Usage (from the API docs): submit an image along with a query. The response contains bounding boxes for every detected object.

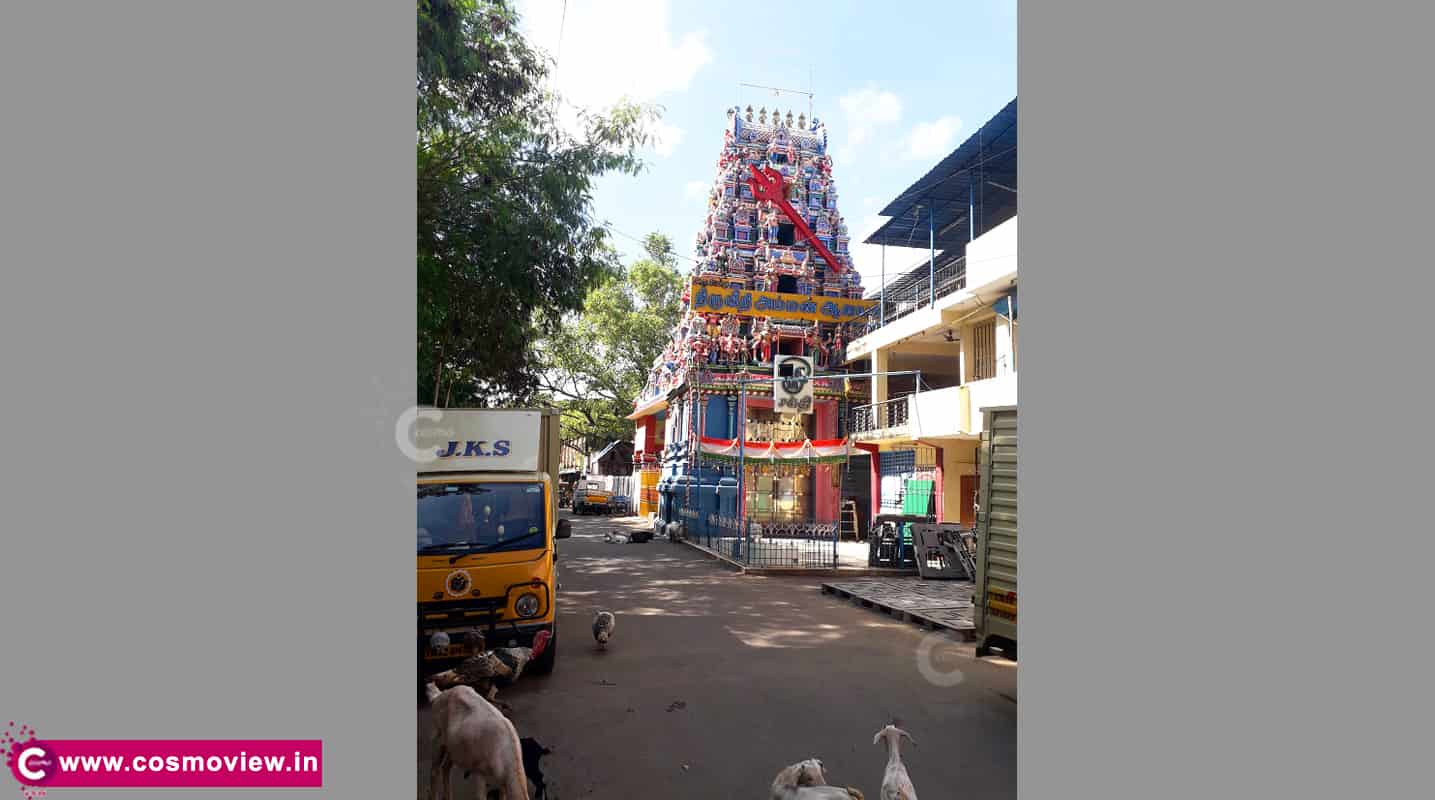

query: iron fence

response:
[685,507,842,569]
[849,395,911,434]
[667,472,847,570]
[862,256,966,334]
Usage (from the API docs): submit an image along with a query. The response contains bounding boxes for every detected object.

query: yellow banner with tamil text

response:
[689,281,876,324]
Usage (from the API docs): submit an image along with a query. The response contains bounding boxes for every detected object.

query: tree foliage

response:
[538,233,684,446]
[417,0,659,406]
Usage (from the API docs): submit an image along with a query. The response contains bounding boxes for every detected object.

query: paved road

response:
[418,512,1016,799]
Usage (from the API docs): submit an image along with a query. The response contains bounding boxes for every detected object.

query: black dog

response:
[520,737,551,799]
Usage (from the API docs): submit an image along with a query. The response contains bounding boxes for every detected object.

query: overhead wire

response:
[604,223,702,267]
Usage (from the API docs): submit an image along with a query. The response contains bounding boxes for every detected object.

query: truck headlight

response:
[514,592,541,618]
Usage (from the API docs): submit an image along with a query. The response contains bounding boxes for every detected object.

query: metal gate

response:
[974,405,1017,657]
[712,458,847,570]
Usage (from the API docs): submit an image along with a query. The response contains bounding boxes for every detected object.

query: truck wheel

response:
[529,624,557,675]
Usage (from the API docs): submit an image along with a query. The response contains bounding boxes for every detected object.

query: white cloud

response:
[849,213,889,288]
[650,120,685,157]
[683,179,710,204]
[856,213,886,241]
[834,85,903,165]
[518,0,712,143]
[904,115,963,160]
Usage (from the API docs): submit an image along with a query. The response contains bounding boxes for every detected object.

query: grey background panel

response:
[0,3,413,798]
[1022,1,1432,797]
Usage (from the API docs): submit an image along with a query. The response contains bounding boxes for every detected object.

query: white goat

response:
[771,758,826,798]
[872,725,917,800]
[427,682,528,800]
[771,758,865,800]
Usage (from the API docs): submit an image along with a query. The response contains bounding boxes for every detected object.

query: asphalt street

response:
[418,511,1016,798]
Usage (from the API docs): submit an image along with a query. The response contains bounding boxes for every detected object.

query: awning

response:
[626,396,669,420]
[864,98,1017,252]
[992,291,1017,319]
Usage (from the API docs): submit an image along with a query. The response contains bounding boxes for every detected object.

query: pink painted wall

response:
[814,398,837,523]
[933,445,945,522]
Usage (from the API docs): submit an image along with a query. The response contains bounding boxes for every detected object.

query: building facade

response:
[842,98,1018,530]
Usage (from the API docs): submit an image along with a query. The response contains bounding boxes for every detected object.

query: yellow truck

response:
[415,408,570,673]
[572,480,615,515]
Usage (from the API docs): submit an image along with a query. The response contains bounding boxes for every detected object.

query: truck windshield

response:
[417,482,547,555]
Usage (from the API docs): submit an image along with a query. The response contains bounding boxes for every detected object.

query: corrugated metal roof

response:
[593,440,622,461]
[864,98,1017,252]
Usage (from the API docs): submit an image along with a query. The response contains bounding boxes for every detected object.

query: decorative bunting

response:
[698,435,851,462]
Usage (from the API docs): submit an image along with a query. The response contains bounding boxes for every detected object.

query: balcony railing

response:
[861,256,966,336]
[848,395,911,437]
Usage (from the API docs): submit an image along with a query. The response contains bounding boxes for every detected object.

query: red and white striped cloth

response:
[697,435,850,461]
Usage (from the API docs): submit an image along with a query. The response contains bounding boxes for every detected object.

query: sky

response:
[515,0,1016,293]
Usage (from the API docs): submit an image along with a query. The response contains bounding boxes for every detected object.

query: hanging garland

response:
[701,452,851,466]
[698,435,852,464]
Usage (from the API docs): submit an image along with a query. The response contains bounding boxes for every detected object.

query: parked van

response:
[415,408,570,672]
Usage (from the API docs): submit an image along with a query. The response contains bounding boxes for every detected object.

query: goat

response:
[771,758,865,800]
[791,789,866,799]
[872,725,917,800]
[427,682,528,800]
[771,758,826,798]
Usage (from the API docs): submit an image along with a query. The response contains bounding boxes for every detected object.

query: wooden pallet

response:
[821,578,976,640]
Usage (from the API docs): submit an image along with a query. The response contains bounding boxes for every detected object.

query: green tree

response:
[538,233,684,446]
[417,0,659,406]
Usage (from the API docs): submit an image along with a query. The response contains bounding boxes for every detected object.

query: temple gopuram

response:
[629,106,876,565]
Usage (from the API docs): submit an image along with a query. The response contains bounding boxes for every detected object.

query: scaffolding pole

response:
[880,244,886,326]
[929,203,936,308]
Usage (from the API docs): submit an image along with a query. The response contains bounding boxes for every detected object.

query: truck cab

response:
[414,409,570,672]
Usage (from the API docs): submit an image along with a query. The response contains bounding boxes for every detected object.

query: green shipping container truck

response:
[974,405,1017,660]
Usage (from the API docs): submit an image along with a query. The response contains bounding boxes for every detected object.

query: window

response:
[745,466,811,522]
[972,319,996,381]
[777,222,796,245]
[417,482,547,555]
[777,275,798,293]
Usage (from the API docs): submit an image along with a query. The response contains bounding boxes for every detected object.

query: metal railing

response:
[849,395,911,434]
[861,256,967,335]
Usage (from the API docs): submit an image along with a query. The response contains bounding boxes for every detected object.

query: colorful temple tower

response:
[629,107,877,562]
